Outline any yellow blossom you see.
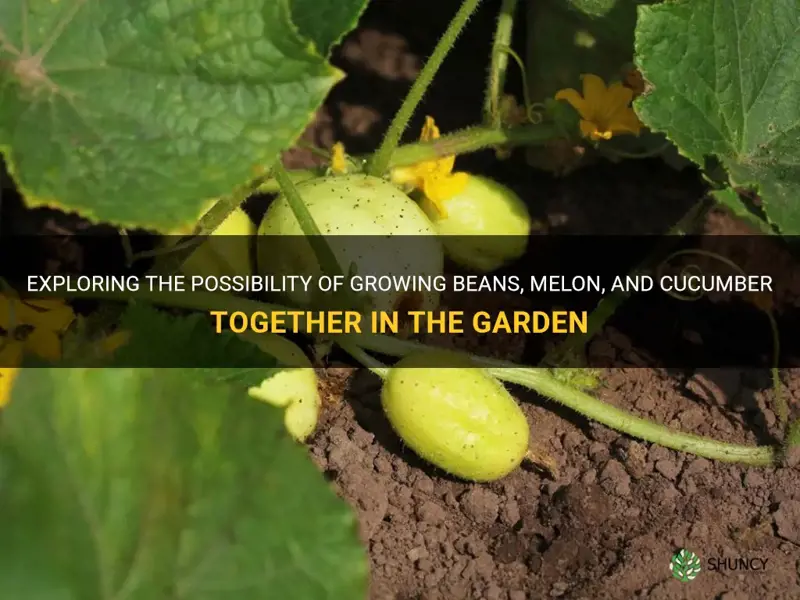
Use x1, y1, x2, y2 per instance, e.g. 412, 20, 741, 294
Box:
0, 293, 75, 367
390, 116, 469, 217
0, 367, 19, 408
555, 74, 642, 141
331, 142, 348, 174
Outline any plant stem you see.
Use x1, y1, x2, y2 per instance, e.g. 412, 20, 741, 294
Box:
271, 161, 345, 283
786, 418, 800, 450
487, 367, 775, 466
390, 123, 556, 166
366, 0, 484, 176
157, 166, 321, 268
338, 339, 390, 379
539, 197, 712, 367
484, 0, 519, 127
257, 123, 559, 194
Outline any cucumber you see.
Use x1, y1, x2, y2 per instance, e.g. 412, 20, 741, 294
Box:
381, 351, 530, 481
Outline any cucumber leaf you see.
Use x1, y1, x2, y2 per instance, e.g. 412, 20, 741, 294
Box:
0, 366, 367, 599
0, 0, 365, 231
635, 0, 800, 233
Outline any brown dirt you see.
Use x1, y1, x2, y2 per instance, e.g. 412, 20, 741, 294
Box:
288, 1, 800, 598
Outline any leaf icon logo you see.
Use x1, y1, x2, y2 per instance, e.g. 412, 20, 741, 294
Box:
670, 549, 702, 582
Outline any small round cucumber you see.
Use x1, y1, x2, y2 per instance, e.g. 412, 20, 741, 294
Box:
248, 368, 320, 442
257, 174, 444, 313
381, 351, 530, 481
420, 175, 530, 272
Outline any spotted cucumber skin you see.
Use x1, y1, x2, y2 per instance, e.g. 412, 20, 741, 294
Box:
381, 352, 530, 482
257, 174, 444, 312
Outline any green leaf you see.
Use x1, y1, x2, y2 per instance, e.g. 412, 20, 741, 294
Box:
634, 0, 800, 233
92, 302, 301, 387
0, 1, 363, 232
567, 0, 624, 18
710, 187, 775, 234
288, 0, 368, 57
0, 367, 368, 599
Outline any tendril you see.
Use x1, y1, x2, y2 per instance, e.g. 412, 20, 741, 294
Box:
493, 45, 543, 125
296, 140, 333, 161
656, 249, 747, 302
657, 249, 787, 425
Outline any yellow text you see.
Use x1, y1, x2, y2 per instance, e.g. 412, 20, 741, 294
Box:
210, 310, 363, 334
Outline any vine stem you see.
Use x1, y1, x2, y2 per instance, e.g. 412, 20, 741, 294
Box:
484, 0, 519, 127
786, 419, 800, 451
366, 0, 484, 176
485, 367, 775, 466
338, 339, 390, 379
257, 123, 558, 194
271, 161, 345, 283
103, 183, 262, 332
60, 288, 778, 467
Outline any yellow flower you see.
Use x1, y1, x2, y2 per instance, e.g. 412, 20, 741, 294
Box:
555, 74, 642, 141
390, 116, 469, 217
0, 367, 20, 408
0, 294, 75, 367
331, 142, 348, 174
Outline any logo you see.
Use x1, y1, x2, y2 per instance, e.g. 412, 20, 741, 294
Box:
670, 549, 701, 582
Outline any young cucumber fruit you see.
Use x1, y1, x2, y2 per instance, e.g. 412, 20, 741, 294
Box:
381, 351, 530, 481
257, 174, 444, 313
248, 367, 320, 442
166, 204, 255, 279
420, 175, 531, 272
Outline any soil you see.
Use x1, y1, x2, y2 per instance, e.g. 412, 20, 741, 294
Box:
2, 0, 799, 599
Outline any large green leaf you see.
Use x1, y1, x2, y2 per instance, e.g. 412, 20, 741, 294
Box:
60, 301, 312, 384
106, 302, 280, 384
288, 0, 368, 57
0, 367, 367, 599
635, 0, 800, 233
0, 0, 365, 232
